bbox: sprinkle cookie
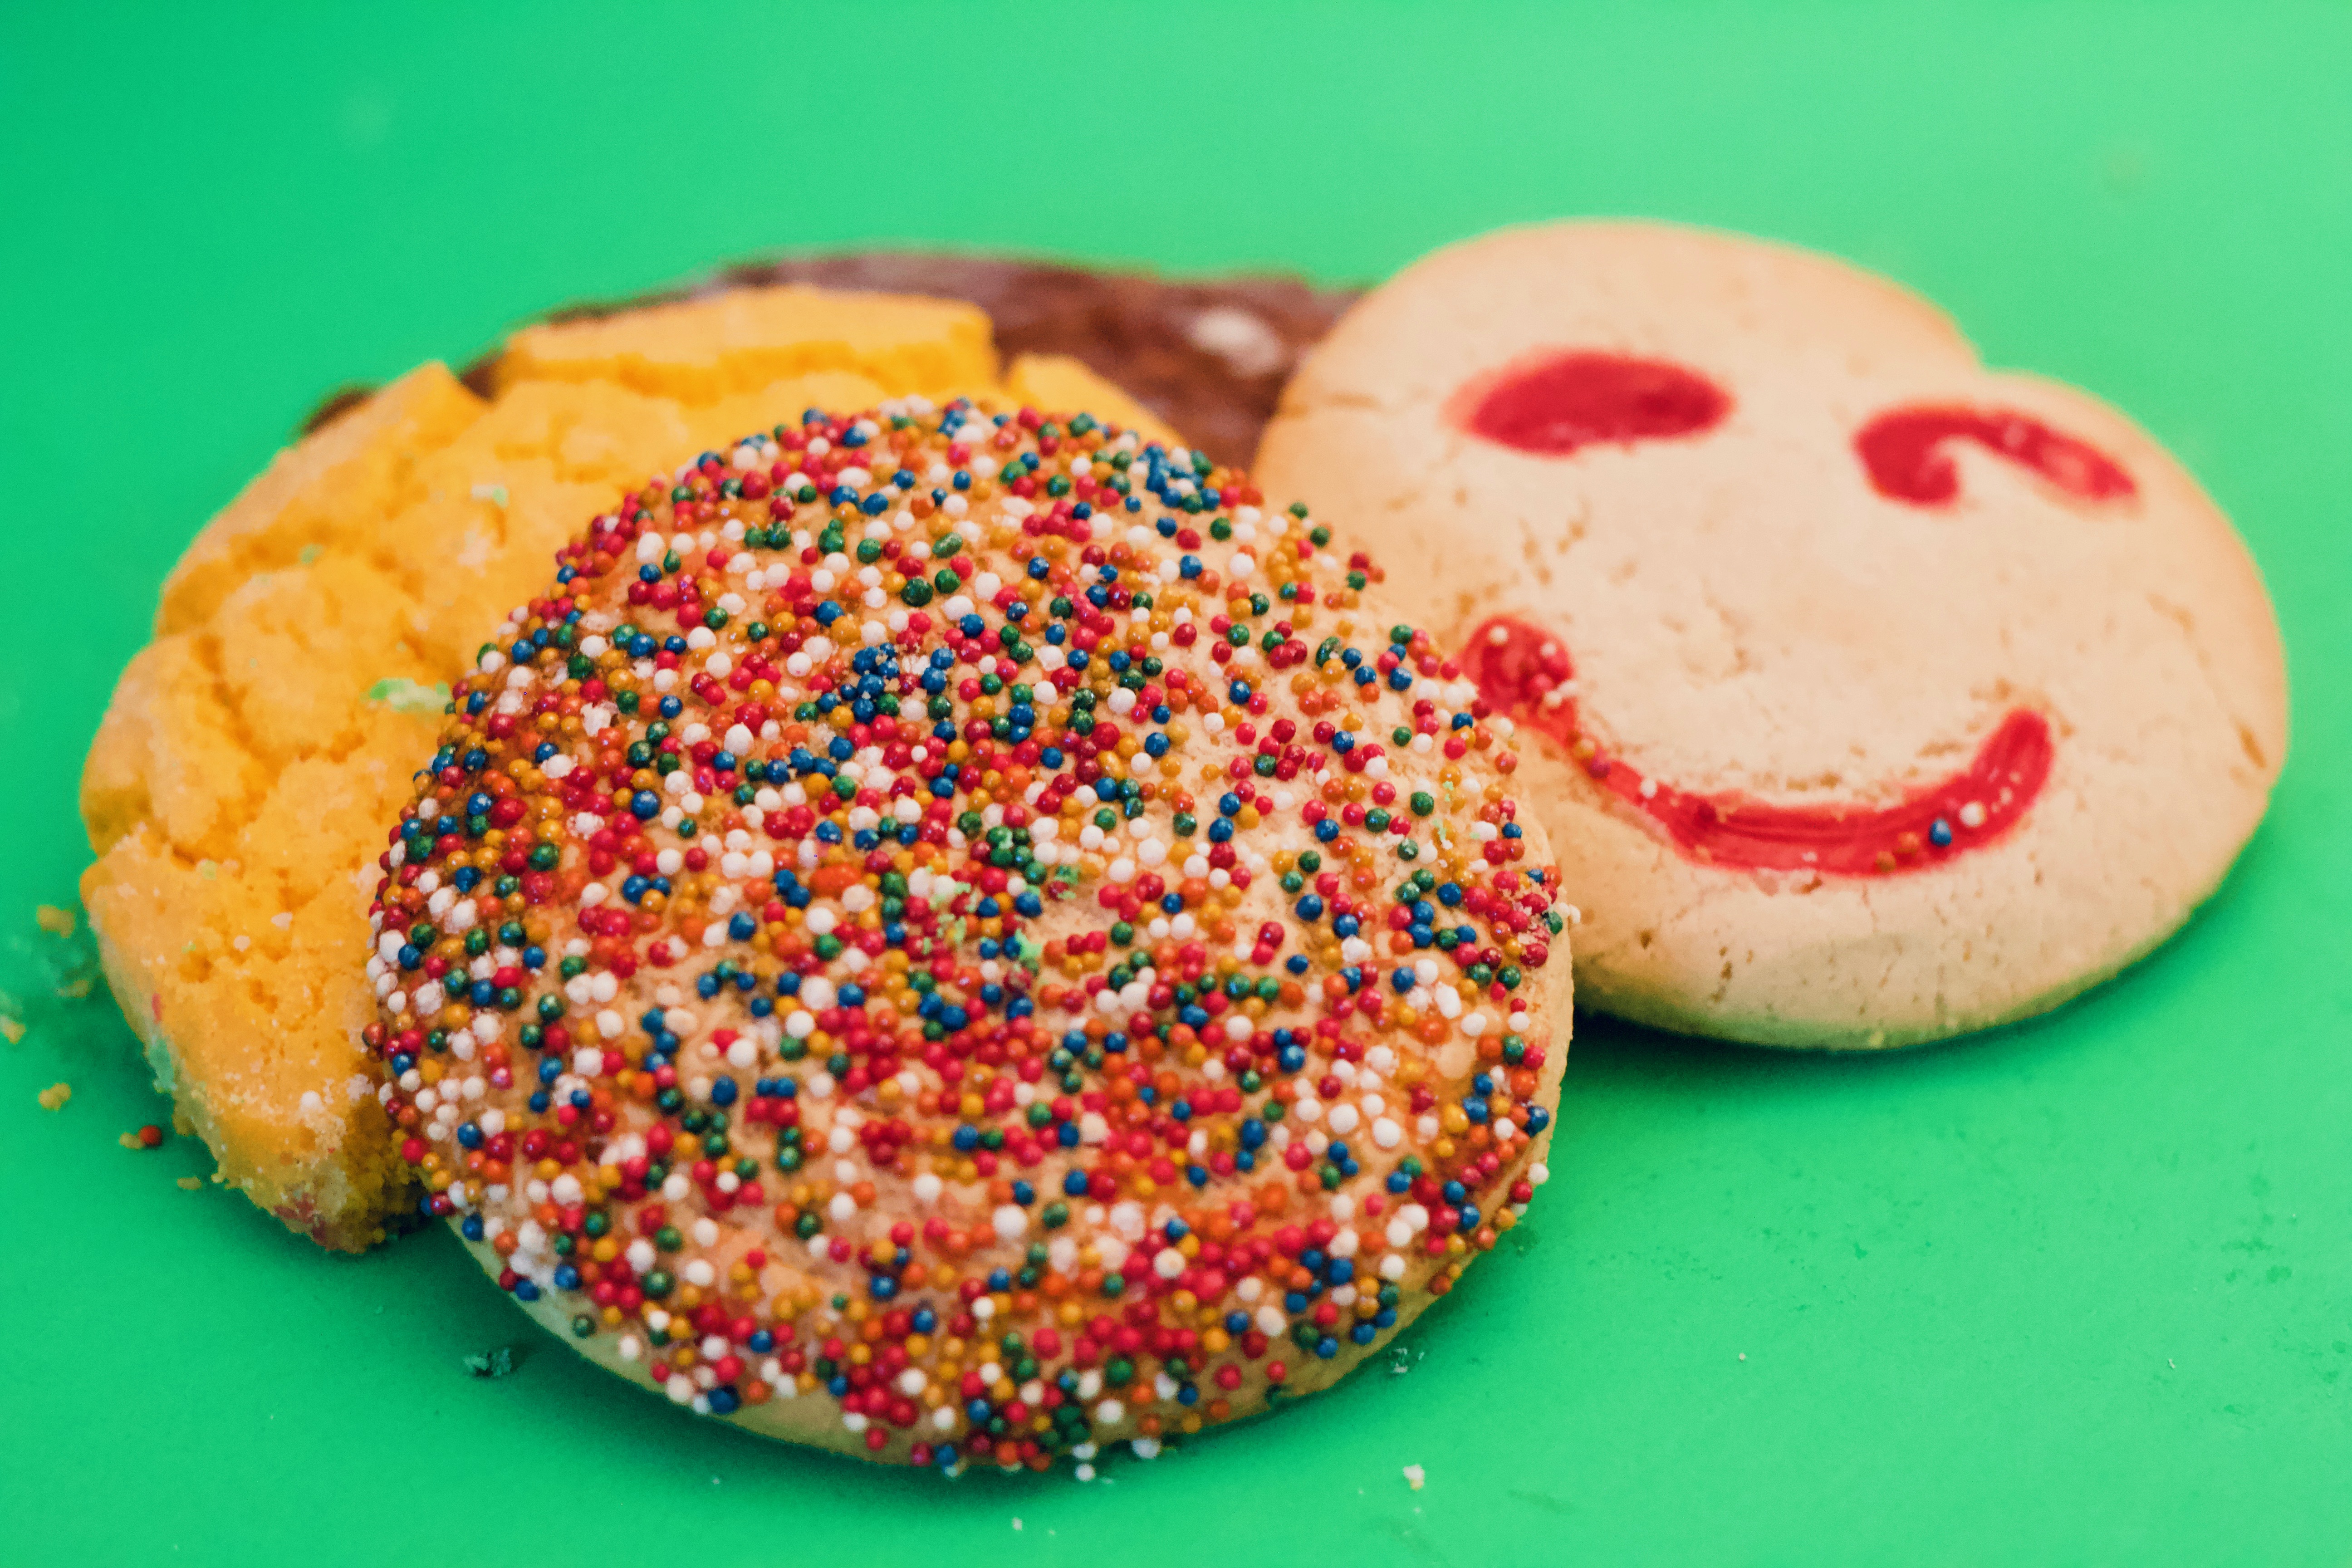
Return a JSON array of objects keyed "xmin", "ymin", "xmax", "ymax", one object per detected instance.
[
  {"xmin": 1257, "ymin": 221, "xmax": 2286, "ymax": 1047},
  {"xmin": 366, "ymin": 401, "xmax": 1567, "ymax": 1467}
]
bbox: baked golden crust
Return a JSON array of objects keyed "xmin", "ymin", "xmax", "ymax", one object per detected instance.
[{"xmin": 80, "ymin": 291, "xmax": 1018, "ymax": 1247}]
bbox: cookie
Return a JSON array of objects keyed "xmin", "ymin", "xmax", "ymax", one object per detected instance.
[
  {"xmin": 1256, "ymin": 221, "xmax": 2287, "ymax": 1047},
  {"xmin": 82, "ymin": 284, "xmax": 1193, "ymax": 1249},
  {"xmin": 365, "ymin": 398, "xmax": 1567, "ymax": 1467}
]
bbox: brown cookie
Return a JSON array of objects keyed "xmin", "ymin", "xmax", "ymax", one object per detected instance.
[
  {"xmin": 83, "ymin": 286, "xmax": 1095, "ymax": 1247},
  {"xmin": 307, "ymin": 253, "xmax": 1359, "ymax": 470}
]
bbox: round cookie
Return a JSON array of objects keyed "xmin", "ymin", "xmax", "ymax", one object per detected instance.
[
  {"xmin": 1257, "ymin": 220, "xmax": 2286, "ymax": 1048},
  {"xmin": 365, "ymin": 400, "xmax": 1567, "ymax": 1467}
]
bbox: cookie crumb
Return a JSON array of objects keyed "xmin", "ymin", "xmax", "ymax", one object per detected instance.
[
  {"xmin": 463, "ymin": 1344, "xmax": 523, "ymax": 1379},
  {"xmin": 1403, "ymin": 1464, "xmax": 1426, "ymax": 1490},
  {"xmin": 177, "ymin": 1176, "xmax": 205, "ymax": 1191},
  {"xmin": 4, "ymin": 901, "xmax": 102, "ymax": 1020},
  {"xmin": 37, "ymin": 1081, "xmax": 70, "ymax": 1111}
]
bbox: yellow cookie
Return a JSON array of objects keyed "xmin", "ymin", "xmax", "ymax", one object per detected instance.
[{"xmin": 80, "ymin": 286, "xmax": 1151, "ymax": 1248}]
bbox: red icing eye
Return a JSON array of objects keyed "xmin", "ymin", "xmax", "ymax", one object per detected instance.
[
  {"xmin": 1453, "ymin": 351, "xmax": 1730, "ymax": 456},
  {"xmin": 1856, "ymin": 406, "xmax": 2136, "ymax": 506}
]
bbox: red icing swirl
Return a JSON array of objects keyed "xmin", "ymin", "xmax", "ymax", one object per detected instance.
[
  {"xmin": 1465, "ymin": 616, "xmax": 2052, "ymax": 876},
  {"xmin": 1454, "ymin": 352, "xmax": 1730, "ymax": 456},
  {"xmin": 1855, "ymin": 406, "xmax": 2135, "ymax": 506}
]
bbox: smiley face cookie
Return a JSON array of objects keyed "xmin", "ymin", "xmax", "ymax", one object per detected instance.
[{"xmin": 1257, "ymin": 221, "xmax": 2287, "ymax": 1047}]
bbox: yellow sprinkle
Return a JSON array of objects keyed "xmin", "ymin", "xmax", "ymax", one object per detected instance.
[
  {"xmin": 37, "ymin": 1082, "xmax": 71, "ymax": 1111},
  {"xmin": 35, "ymin": 904, "xmax": 76, "ymax": 938}
]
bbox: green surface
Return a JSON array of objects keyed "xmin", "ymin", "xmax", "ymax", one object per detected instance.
[{"xmin": 4, "ymin": 3, "xmax": 2348, "ymax": 1563}]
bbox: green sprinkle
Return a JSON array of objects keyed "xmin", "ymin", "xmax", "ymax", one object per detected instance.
[{"xmin": 366, "ymin": 677, "xmax": 453, "ymax": 716}]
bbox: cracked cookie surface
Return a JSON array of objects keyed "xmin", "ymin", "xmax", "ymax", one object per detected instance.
[{"xmin": 80, "ymin": 286, "xmax": 1170, "ymax": 1247}]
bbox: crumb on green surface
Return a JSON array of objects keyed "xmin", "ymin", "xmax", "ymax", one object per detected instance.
[
  {"xmin": 38, "ymin": 1081, "xmax": 70, "ymax": 1111},
  {"xmin": 2, "ymin": 902, "xmax": 102, "ymax": 1041},
  {"xmin": 464, "ymin": 1345, "xmax": 524, "ymax": 1379}
]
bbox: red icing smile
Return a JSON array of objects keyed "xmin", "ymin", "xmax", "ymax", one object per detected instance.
[{"xmin": 1464, "ymin": 616, "xmax": 2053, "ymax": 876}]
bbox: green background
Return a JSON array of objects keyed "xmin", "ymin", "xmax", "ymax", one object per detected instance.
[{"xmin": 4, "ymin": 4, "xmax": 2347, "ymax": 1563}]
